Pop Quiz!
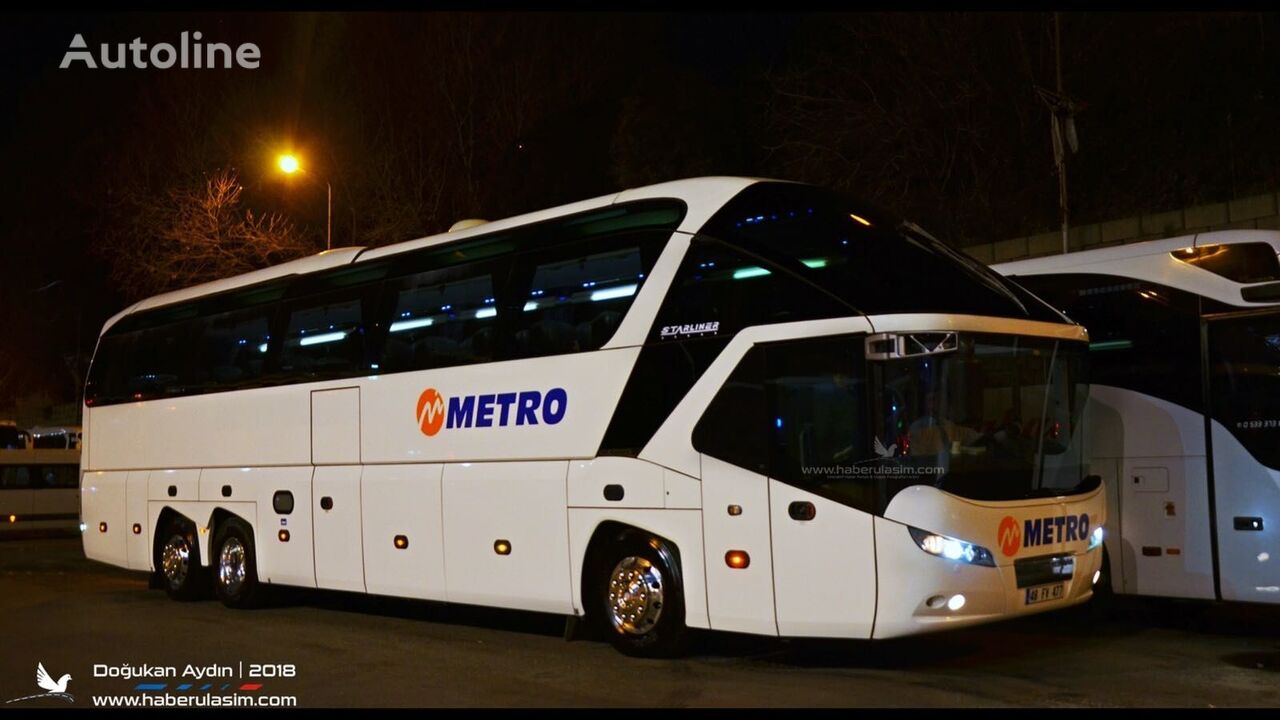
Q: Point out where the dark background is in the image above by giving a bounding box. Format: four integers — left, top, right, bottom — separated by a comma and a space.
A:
2, 12, 1278, 410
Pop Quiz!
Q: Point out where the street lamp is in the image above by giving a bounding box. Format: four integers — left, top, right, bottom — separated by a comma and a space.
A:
276, 153, 331, 251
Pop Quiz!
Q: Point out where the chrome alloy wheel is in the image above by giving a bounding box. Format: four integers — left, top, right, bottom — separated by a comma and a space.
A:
217, 536, 247, 596
161, 534, 191, 587
607, 556, 664, 635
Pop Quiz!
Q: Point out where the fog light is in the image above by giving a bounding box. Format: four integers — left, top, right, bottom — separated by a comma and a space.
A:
947, 594, 966, 611
1093, 570, 1101, 585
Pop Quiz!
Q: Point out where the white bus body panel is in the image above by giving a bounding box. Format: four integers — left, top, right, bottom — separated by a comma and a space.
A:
312, 388, 361, 466
1086, 385, 1215, 599
124, 470, 150, 570
699, 455, 777, 636
81, 470, 127, 565
88, 385, 312, 470
769, 480, 876, 639
312, 465, 365, 592
441, 460, 573, 613
567, 457, 665, 509
1211, 423, 1280, 602
361, 463, 446, 601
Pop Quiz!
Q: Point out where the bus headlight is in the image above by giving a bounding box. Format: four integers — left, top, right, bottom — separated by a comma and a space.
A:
907, 526, 996, 567
1088, 526, 1104, 551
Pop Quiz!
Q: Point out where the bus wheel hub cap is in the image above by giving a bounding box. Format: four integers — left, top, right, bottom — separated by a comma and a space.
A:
162, 536, 189, 585
219, 537, 247, 595
608, 556, 663, 635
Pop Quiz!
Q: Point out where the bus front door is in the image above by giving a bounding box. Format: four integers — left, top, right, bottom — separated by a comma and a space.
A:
1205, 310, 1280, 603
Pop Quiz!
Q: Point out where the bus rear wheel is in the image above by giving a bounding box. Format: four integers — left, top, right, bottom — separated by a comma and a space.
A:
596, 536, 687, 657
159, 520, 209, 601
212, 518, 265, 609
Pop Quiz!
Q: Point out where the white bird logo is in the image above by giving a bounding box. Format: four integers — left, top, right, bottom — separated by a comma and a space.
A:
5, 662, 73, 704
874, 436, 897, 458
36, 662, 72, 694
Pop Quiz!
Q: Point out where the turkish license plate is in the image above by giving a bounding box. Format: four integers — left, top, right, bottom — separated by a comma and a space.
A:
1025, 583, 1065, 605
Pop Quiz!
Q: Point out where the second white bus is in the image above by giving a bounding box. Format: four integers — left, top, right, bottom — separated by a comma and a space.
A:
82, 177, 1105, 655
996, 230, 1280, 605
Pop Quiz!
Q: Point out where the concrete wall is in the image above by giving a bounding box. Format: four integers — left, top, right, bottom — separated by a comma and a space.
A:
964, 190, 1280, 264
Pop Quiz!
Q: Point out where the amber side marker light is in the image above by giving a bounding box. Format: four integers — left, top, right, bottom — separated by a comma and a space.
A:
278, 529, 290, 542
7, 514, 15, 524
394, 535, 409, 549
494, 539, 512, 556
132, 523, 142, 535
725, 550, 750, 569
99, 522, 108, 533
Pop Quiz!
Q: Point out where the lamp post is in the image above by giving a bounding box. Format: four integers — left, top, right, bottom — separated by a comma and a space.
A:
276, 153, 331, 251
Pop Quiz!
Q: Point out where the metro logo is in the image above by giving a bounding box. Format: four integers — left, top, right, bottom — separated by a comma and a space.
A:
997, 513, 1092, 557
998, 516, 1022, 557
416, 389, 446, 437
416, 387, 568, 437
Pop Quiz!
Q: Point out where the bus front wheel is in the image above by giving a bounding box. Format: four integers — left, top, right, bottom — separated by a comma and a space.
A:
595, 536, 688, 657
212, 517, 265, 609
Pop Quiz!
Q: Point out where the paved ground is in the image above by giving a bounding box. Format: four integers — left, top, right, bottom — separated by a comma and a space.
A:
2, 533, 1279, 707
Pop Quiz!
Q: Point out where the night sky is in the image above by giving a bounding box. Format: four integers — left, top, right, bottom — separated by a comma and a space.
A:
2, 12, 1278, 409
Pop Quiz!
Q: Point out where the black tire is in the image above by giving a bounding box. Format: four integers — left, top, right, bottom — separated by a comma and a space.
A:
1087, 546, 1117, 619
211, 517, 265, 609
594, 535, 688, 658
157, 519, 209, 601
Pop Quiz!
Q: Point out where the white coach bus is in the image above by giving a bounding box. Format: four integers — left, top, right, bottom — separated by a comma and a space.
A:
995, 230, 1280, 605
82, 178, 1105, 656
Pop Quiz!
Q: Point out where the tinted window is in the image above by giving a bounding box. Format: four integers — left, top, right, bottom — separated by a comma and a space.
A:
1, 466, 30, 488
692, 347, 769, 474
189, 306, 274, 392
651, 238, 849, 343
278, 290, 368, 380
766, 336, 874, 512
1173, 242, 1280, 284
701, 182, 1064, 323
85, 200, 686, 406
1208, 310, 1280, 470
35, 465, 78, 488
381, 266, 500, 372
1013, 273, 1214, 412
693, 334, 875, 513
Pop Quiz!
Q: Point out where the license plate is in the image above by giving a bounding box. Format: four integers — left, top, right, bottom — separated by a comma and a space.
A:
1025, 583, 1065, 605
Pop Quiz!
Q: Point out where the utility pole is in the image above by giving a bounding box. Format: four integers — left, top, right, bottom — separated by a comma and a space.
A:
1036, 12, 1081, 255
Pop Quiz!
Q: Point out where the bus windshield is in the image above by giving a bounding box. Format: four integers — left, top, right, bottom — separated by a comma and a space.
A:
700, 182, 1066, 323
867, 333, 1091, 504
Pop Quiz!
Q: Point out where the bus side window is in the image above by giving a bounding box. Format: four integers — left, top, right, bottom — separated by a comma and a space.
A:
651, 238, 848, 343
692, 348, 769, 475
379, 264, 500, 373
765, 336, 875, 513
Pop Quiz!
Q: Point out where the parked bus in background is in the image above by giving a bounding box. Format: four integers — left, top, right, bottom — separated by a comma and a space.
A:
81, 178, 1105, 656
995, 230, 1280, 605
30, 425, 83, 450
1, 448, 81, 533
